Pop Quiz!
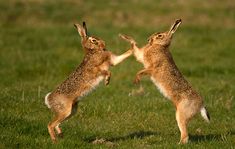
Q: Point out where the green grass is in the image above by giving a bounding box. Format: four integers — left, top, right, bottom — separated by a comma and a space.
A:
0, 0, 235, 148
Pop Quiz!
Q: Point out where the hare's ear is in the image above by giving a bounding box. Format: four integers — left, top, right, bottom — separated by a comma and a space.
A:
169, 19, 182, 34
82, 22, 88, 36
74, 22, 87, 39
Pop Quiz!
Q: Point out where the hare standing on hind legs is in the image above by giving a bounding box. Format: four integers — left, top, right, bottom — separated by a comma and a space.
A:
45, 22, 133, 143
120, 19, 210, 144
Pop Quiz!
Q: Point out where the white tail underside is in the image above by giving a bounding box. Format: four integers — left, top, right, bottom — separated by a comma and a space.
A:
200, 107, 210, 123
45, 92, 51, 108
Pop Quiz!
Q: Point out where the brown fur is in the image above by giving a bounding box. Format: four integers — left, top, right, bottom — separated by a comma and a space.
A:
120, 19, 210, 144
45, 22, 132, 143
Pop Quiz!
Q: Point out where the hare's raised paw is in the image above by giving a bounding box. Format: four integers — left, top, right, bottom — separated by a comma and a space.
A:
104, 71, 111, 86
105, 76, 110, 86
119, 34, 136, 44
127, 49, 134, 54
119, 33, 131, 40
119, 33, 127, 40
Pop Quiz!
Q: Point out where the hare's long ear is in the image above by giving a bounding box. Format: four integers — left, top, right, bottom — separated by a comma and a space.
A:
83, 22, 88, 36
74, 22, 89, 53
74, 23, 87, 40
169, 19, 182, 34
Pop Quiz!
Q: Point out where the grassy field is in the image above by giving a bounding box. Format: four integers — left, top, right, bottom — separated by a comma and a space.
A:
0, 0, 235, 148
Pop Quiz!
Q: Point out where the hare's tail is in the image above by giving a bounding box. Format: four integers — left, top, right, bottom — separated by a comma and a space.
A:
200, 106, 210, 123
45, 92, 51, 109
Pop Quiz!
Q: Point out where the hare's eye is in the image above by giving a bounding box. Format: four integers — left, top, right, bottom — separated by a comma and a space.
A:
91, 39, 98, 45
157, 34, 163, 38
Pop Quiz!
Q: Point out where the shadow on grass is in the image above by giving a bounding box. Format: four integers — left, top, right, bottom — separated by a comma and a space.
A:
190, 134, 221, 142
108, 131, 158, 142
190, 130, 235, 142
84, 130, 235, 144
84, 130, 158, 143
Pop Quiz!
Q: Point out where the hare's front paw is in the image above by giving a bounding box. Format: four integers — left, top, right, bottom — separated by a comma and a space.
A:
128, 49, 134, 53
104, 71, 111, 86
133, 76, 141, 84
105, 76, 110, 86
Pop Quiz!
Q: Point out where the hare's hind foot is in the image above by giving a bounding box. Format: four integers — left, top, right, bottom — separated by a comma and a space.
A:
176, 105, 190, 144
58, 132, 64, 138
48, 113, 70, 143
48, 123, 58, 143
55, 124, 63, 138
47, 102, 72, 143
178, 136, 189, 144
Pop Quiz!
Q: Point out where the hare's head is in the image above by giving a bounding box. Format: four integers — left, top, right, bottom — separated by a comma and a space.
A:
148, 19, 182, 47
74, 22, 106, 52
84, 36, 106, 51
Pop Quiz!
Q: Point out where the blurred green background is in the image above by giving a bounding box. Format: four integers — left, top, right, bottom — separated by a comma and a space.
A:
0, 0, 234, 148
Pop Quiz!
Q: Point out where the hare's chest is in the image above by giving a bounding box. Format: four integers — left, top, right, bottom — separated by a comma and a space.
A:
99, 61, 110, 71
142, 51, 155, 68
90, 76, 104, 88
134, 49, 144, 64
79, 76, 104, 98
151, 77, 170, 99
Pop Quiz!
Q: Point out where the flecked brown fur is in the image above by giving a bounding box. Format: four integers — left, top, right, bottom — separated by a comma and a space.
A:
45, 22, 132, 143
120, 19, 210, 144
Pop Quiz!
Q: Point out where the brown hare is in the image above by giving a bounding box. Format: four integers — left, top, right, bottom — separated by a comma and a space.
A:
120, 19, 210, 144
45, 22, 133, 143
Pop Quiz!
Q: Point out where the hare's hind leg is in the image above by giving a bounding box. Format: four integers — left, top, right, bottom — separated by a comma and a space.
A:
48, 100, 73, 143
176, 109, 189, 144
54, 101, 79, 138
55, 124, 63, 138
176, 99, 202, 144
